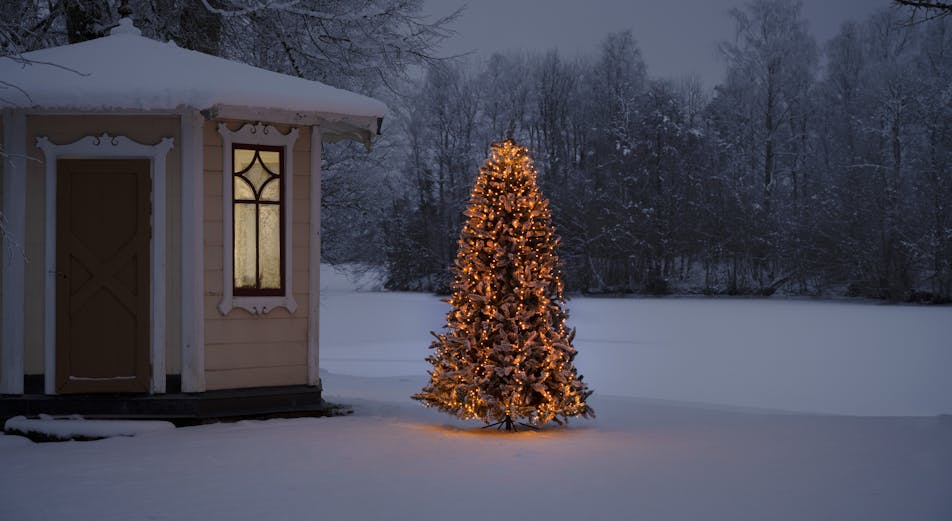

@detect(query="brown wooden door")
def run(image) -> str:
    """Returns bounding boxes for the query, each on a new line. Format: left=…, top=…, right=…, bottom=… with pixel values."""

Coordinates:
left=56, top=159, right=151, bottom=394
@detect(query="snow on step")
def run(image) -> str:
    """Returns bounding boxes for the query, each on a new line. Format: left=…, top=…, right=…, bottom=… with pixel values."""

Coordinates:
left=4, top=415, right=175, bottom=440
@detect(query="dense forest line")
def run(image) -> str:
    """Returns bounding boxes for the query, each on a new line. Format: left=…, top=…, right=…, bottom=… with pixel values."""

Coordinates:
left=370, top=3, right=952, bottom=302
left=3, top=1, right=951, bottom=301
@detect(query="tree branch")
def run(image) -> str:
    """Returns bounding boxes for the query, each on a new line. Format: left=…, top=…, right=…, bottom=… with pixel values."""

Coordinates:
left=894, top=0, right=952, bottom=10
left=893, top=0, right=952, bottom=21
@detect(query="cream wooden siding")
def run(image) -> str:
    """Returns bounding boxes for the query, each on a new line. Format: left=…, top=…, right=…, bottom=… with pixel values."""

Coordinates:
left=203, top=121, right=311, bottom=390
left=22, top=115, right=183, bottom=376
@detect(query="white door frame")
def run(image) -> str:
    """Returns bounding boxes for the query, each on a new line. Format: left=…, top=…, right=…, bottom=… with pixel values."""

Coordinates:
left=37, top=133, right=173, bottom=395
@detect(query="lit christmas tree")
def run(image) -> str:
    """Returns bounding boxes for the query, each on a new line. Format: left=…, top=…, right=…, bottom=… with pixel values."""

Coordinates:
left=413, top=139, right=593, bottom=431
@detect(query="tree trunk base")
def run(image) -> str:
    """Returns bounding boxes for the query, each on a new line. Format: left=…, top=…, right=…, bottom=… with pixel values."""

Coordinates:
left=482, top=415, right=538, bottom=432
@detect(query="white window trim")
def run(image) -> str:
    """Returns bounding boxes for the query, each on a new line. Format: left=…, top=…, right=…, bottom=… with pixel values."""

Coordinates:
left=217, top=122, right=299, bottom=315
left=36, top=133, right=174, bottom=395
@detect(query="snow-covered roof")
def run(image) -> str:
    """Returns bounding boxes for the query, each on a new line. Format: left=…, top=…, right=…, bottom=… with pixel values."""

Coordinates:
left=0, top=18, right=387, bottom=144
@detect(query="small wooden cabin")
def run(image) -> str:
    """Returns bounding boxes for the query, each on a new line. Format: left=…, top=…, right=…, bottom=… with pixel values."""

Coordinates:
left=0, top=18, right=385, bottom=419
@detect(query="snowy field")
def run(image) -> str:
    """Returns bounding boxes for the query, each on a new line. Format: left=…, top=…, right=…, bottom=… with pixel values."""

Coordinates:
left=320, top=266, right=952, bottom=417
left=1, top=264, right=950, bottom=521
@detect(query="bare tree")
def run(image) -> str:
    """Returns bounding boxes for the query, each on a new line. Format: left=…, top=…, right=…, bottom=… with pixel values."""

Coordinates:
left=895, top=1, right=952, bottom=14
left=200, top=0, right=460, bottom=92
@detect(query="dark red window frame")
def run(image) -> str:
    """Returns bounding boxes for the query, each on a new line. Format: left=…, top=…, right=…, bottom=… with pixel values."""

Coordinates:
left=232, top=143, right=286, bottom=297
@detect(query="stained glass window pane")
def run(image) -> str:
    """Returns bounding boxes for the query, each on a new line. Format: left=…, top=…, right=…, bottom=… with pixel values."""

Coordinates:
left=234, top=177, right=255, bottom=200
left=260, top=179, right=280, bottom=202
left=258, top=204, right=281, bottom=289
left=259, top=151, right=280, bottom=174
left=234, top=203, right=258, bottom=290
left=243, top=160, right=272, bottom=193
left=234, top=148, right=256, bottom=173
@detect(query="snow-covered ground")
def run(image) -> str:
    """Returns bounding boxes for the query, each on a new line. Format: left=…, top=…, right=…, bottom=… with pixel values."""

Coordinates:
left=321, top=265, right=952, bottom=416
left=1, top=264, right=950, bottom=521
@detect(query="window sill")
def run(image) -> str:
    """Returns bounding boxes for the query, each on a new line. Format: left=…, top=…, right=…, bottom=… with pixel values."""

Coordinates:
left=218, top=295, right=298, bottom=316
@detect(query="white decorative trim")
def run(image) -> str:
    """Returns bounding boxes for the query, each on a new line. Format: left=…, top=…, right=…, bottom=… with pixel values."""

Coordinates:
left=307, top=126, right=322, bottom=387
left=217, top=122, right=299, bottom=315
left=180, top=111, right=206, bottom=392
left=36, top=133, right=174, bottom=395
left=1, top=110, right=26, bottom=394
left=211, top=105, right=379, bottom=148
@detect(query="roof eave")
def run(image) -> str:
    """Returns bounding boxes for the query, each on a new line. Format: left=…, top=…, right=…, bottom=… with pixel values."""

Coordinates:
left=208, top=104, right=382, bottom=149
left=3, top=103, right=383, bottom=149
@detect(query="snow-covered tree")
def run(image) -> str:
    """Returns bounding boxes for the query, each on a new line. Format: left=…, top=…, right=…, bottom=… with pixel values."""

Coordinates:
left=414, top=139, right=593, bottom=430
left=718, top=0, right=818, bottom=213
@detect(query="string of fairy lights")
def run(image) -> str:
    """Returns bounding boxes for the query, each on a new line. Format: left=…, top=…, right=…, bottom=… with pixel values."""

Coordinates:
left=413, top=139, right=593, bottom=429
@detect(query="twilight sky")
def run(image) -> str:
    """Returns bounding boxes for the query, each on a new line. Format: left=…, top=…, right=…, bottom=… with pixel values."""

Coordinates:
left=422, top=0, right=894, bottom=88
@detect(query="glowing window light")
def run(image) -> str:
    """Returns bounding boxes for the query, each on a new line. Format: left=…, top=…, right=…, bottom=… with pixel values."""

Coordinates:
left=233, top=145, right=283, bottom=295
